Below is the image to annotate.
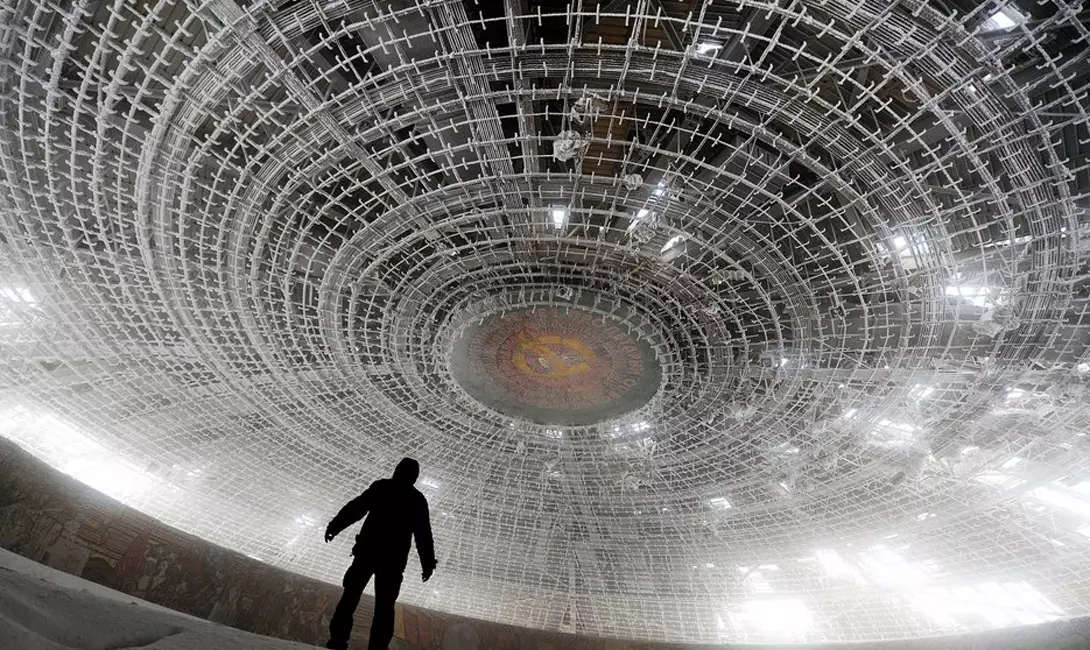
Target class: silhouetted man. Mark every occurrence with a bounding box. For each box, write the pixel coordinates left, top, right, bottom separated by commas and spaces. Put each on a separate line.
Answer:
324, 458, 436, 650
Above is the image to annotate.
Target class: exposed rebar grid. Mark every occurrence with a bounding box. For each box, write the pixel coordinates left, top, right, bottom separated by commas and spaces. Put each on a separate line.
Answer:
1, 0, 1089, 643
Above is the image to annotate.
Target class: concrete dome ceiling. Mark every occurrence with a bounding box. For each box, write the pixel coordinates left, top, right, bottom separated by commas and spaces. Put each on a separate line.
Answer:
1, 0, 1089, 643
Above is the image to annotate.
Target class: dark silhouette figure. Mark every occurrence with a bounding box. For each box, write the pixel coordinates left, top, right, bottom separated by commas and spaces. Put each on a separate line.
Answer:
323, 458, 436, 650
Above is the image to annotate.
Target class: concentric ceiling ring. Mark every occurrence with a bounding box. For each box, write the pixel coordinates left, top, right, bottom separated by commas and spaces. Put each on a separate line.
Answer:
449, 302, 663, 426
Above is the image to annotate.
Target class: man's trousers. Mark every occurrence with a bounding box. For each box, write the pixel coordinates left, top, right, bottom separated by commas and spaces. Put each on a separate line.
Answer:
327, 555, 404, 650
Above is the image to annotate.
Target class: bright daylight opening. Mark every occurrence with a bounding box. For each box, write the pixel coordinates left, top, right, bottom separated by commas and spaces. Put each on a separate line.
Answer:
0, 286, 36, 304
551, 207, 568, 229
727, 599, 813, 642
909, 582, 1061, 628
987, 7, 1023, 30
945, 285, 991, 307
0, 403, 158, 504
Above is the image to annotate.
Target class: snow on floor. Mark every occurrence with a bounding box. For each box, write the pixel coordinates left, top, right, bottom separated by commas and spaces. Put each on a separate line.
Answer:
0, 548, 320, 650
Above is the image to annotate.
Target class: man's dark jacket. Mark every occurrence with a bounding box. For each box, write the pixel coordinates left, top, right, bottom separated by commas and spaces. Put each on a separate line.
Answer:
326, 478, 436, 573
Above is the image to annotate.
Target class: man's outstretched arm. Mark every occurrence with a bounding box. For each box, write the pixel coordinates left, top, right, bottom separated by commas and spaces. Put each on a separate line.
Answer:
415, 499, 437, 581
325, 485, 374, 542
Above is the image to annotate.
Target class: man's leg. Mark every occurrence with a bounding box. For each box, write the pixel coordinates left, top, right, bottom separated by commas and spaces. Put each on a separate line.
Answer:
327, 557, 374, 649
367, 568, 404, 650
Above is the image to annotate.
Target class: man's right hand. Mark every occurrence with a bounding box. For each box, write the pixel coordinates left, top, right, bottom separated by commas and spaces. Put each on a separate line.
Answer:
422, 560, 437, 583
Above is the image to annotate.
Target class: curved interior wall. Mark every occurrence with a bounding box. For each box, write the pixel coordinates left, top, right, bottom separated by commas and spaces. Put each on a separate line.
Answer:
2, 436, 1090, 650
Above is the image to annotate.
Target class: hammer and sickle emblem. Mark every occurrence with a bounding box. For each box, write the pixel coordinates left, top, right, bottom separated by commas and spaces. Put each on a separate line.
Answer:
512, 331, 594, 379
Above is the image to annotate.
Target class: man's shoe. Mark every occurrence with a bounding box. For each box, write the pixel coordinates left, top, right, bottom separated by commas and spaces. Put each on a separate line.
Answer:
325, 640, 347, 650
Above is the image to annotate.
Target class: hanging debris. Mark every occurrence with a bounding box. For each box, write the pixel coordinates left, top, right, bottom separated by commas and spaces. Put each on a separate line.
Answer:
891, 452, 930, 484
818, 449, 840, 472
622, 173, 643, 191
553, 130, 589, 162
726, 402, 758, 421
1046, 382, 1088, 407
628, 209, 661, 245
620, 472, 649, 492
554, 94, 606, 162
570, 94, 606, 124
972, 305, 1021, 338
630, 222, 658, 245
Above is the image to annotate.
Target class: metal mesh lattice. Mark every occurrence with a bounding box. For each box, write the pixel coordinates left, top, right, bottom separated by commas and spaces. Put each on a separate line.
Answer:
1, 0, 1090, 643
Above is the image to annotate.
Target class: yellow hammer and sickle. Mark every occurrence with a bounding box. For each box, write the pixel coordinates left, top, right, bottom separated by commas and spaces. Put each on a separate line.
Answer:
513, 332, 593, 378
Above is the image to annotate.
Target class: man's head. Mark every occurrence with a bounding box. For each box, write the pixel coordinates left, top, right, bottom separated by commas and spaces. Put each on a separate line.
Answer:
392, 457, 420, 485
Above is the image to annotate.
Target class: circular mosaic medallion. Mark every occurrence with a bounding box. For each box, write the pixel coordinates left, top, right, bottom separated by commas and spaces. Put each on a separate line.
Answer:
450, 307, 662, 425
